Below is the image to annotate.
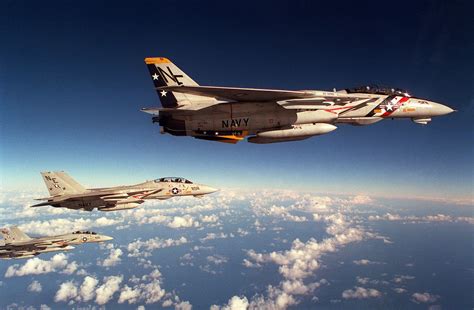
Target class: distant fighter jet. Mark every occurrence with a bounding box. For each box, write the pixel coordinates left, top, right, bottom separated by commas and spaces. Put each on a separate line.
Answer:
0, 226, 112, 259
142, 57, 455, 144
32, 171, 218, 211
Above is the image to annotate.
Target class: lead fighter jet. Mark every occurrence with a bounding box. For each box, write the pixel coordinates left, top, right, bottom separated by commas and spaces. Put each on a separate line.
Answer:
0, 226, 113, 259
142, 57, 455, 144
31, 171, 218, 211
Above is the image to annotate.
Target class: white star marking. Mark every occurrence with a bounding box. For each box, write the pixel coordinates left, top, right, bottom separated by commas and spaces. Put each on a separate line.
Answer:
160, 90, 167, 97
152, 73, 159, 80
385, 103, 394, 111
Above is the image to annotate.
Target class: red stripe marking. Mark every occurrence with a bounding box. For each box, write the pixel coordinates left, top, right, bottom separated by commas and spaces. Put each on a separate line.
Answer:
381, 97, 408, 117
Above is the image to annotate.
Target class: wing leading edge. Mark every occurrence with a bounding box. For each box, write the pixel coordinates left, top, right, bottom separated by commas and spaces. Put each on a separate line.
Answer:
159, 85, 316, 102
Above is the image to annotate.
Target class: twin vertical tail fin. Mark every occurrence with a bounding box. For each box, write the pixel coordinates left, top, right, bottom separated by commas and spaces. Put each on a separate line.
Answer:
144, 57, 216, 108
1, 227, 31, 244
41, 171, 87, 196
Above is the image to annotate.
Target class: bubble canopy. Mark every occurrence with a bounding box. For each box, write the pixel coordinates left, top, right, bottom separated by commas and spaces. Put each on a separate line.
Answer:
154, 177, 193, 184
345, 85, 411, 97
72, 231, 97, 235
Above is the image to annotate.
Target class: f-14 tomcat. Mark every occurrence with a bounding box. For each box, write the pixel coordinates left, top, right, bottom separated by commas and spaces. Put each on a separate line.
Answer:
31, 171, 218, 211
142, 57, 454, 144
0, 226, 112, 259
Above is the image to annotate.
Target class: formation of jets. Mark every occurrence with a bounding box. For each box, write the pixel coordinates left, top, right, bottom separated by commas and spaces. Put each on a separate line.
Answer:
1, 171, 217, 258
142, 57, 454, 144
2, 56, 455, 259
0, 227, 112, 259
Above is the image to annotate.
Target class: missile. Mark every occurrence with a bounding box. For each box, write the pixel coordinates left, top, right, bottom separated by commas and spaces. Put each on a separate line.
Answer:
257, 123, 337, 139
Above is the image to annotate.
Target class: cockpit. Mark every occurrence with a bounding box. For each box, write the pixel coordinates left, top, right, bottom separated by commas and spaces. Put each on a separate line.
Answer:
72, 231, 97, 235
154, 177, 193, 184
345, 85, 411, 97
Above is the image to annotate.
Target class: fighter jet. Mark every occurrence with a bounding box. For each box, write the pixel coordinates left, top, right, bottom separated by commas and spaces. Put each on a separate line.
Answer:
31, 171, 218, 211
0, 226, 112, 259
142, 57, 455, 144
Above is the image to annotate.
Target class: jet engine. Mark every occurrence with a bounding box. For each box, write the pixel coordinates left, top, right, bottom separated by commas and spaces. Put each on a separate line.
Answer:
248, 123, 337, 144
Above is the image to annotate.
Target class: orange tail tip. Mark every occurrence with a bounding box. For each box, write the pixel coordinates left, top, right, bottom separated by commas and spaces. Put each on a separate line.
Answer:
144, 57, 171, 64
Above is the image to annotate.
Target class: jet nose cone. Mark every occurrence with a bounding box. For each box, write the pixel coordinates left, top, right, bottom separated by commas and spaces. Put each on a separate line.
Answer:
433, 103, 455, 116
102, 235, 114, 241
203, 186, 219, 194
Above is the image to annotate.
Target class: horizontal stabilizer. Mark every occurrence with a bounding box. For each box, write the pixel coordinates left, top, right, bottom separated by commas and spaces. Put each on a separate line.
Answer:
160, 85, 315, 102
31, 202, 53, 207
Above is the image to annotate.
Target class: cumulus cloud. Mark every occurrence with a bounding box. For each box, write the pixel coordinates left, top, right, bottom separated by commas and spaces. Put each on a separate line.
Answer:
5, 253, 77, 277
95, 276, 123, 305
393, 287, 407, 294
348, 195, 373, 205
54, 275, 122, 305
54, 281, 78, 302
247, 213, 368, 281
79, 276, 99, 301
211, 295, 249, 310
392, 275, 415, 283
168, 215, 199, 228
342, 287, 382, 299
175, 300, 193, 310
18, 217, 121, 235
118, 269, 165, 304
99, 246, 123, 267
200, 232, 228, 242
27, 280, 42, 292
411, 292, 439, 303
201, 214, 219, 223
207, 255, 228, 265
239, 210, 373, 309
127, 236, 188, 257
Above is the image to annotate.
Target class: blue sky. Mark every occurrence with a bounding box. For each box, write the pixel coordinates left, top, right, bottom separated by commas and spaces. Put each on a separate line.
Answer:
0, 0, 472, 200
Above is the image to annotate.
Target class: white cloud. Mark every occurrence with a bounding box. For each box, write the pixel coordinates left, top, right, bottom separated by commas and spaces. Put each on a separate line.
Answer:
242, 259, 261, 268
349, 195, 373, 205
411, 292, 439, 303
392, 275, 415, 283
127, 236, 188, 257
175, 300, 193, 310
236, 228, 249, 237
207, 255, 228, 265
211, 295, 249, 310
18, 217, 121, 235
353, 259, 383, 265
342, 287, 382, 299
200, 232, 228, 242
5, 253, 77, 277
99, 246, 123, 267
168, 215, 199, 228
54, 281, 78, 302
368, 213, 474, 224
118, 269, 165, 304
79, 276, 99, 301
28, 280, 42, 292
201, 214, 219, 223
393, 288, 407, 294
247, 213, 368, 281
95, 275, 123, 305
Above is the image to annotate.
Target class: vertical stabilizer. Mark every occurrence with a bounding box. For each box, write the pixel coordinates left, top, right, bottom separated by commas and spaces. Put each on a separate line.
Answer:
41, 171, 87, 196
144, 57, 216, 108
1, 227, 31, 244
